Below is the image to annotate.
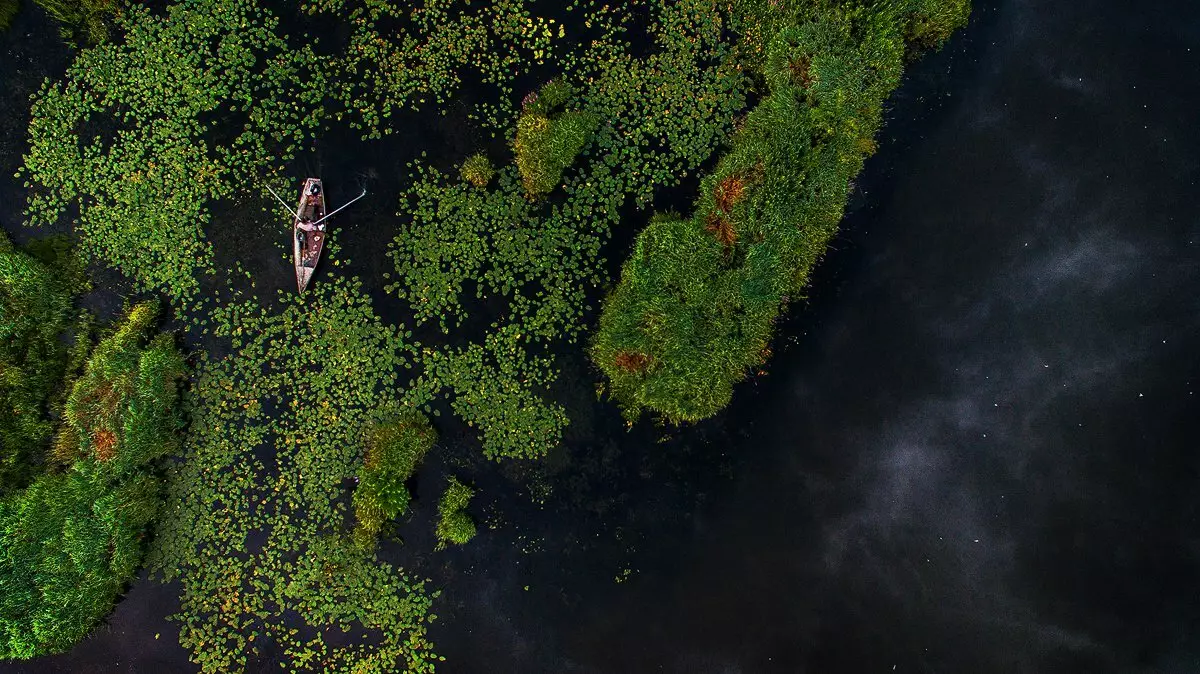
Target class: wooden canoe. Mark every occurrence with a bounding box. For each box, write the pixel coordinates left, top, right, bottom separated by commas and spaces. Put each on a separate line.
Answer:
293, 177, 326, 293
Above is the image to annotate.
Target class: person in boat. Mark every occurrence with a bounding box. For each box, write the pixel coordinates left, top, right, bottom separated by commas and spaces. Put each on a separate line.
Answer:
305, 182, 326, 231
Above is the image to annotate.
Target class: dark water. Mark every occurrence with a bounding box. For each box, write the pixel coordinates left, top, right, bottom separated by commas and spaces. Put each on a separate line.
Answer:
5, 0, 1200, 672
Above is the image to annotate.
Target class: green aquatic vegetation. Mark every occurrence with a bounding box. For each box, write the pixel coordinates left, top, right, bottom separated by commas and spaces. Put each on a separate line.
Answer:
459, 153, 496, 188
420, 326, 568, 461
352, 411, 437, 551
387, 0, 750, 457
435, 476, 476, 549
514, 82, 599, 197
21, 0, 328, 301
33, 0, 117, 45
0, 0, 17, 32
304, 0, 563, 139
150, 276, 439, 673
592, 0, 971, 423
0, 302, 185, 659
11, 0, 973, 668
0, 233, 85, 494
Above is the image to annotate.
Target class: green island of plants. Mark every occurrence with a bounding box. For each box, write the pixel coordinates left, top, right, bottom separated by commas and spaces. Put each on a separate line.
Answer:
353, 411, 437, 551
459, 153, 496, 189
591, 0, 971, 423
435, 476, 476, 549
5, 0, 971, 669
0, 300, 186, 659
0, 232, 86, 495
514, 80, 599, 197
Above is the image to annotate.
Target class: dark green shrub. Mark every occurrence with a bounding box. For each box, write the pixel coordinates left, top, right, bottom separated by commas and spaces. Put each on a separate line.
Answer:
352, 411, 436, 551
435, 476, 476, 549
514, 81, 598, 196
460, 153, 496, 188
0, 302, 184, 659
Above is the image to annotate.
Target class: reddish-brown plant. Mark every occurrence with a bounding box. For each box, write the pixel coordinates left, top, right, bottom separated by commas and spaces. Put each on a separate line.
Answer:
614, 351, 651, 374
92, 429, 117, 461
705, 212, 737, 250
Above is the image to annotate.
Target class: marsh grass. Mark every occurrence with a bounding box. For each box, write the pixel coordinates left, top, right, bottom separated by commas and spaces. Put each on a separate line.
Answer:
0, 302, 185, 659
0, 232, 87, 495
513, 81, 599, 196
435, 476, 476, 549
0, 0, 17, 32
591, 0, 971, 423
352, 411, 437, 551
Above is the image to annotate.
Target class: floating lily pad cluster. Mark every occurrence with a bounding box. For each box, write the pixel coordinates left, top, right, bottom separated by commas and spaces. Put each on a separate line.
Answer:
304, 0, 562, 139
20, 0, 563, 302
149, 276, 440, 673
21, 0, 328, 302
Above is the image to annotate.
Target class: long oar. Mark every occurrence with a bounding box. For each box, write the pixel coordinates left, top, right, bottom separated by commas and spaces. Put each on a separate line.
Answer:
264, 184, 300, 219
310, 189, 367, 228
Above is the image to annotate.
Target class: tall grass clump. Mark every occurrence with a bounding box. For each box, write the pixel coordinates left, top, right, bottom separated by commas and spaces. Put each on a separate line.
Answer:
0, 302, 185, 659
33, 0, 118, 45
435, 476, 476, 549
514, 80, 599, 196
591, 0, 970, 423
0, 232, 84, 494
352, 411, 436, 551
460, 153, 496, 188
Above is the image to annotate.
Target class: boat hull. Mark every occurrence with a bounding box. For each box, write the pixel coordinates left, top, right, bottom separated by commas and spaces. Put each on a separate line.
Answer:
292, 178, 326, 293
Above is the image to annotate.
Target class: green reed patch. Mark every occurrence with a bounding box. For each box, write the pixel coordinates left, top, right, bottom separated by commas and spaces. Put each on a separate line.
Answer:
0, 302, 185, 659
514, 80, 599, 197
352, 411, 436, 552
435, 476, 476, 549
591, 0, 971, 423
459, 153, 496, 188
0, 232, 88, 495
32, 0, 119, 45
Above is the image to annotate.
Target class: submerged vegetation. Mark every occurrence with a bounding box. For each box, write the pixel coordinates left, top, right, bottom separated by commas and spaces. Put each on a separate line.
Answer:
0, 302, 185, 659
5, 0, 969, 669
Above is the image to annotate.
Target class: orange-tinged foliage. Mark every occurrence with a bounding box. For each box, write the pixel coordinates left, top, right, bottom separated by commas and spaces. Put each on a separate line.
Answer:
613, 351, 651, 374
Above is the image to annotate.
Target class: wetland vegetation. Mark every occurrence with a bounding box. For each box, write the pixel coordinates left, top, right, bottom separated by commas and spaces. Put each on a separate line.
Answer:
0, 235, 186, 658
1, 0, 968, 670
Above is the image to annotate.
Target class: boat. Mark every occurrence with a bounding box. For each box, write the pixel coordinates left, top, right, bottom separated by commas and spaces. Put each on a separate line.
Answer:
266, 180, 367, 293
293, 178, 326, 293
